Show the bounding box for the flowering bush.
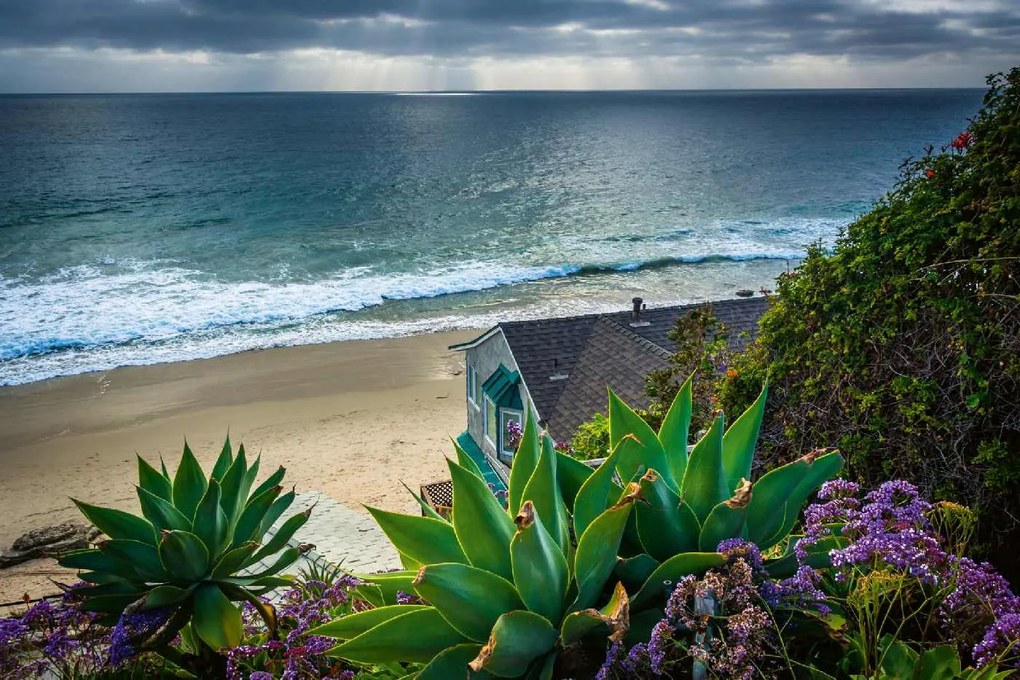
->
[0,582,171,678]
[799,479,1020,675]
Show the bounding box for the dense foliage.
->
[7,384,1020,677]
[712,68,1020,580]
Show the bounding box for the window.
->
[499,409,524,463]
[466,364,479,408]
[484,396,497,445]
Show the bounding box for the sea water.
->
[0,89,983,385]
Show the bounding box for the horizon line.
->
[0,85,988,96]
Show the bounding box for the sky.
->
[0,0,1018,92]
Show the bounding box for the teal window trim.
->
[482,365,523,410]
[499,408,524,463]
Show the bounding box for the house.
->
[447,296,768,487]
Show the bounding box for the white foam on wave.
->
[0,260,580,363]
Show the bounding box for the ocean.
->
[0,89,984,386]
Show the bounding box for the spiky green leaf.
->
[469,610,557,678]
[367,506,468,566]
[658,374,693,483]
[137,455,173,502]
[680,413,728,523]
[450,459,515,581]
[721,382,767,493]
[311,605,430,639]
[172,442,208,521]
[632,552,727,609]
[158,530,210,582]
[72,499,156,545]
[192,583,242,651]
[507,410,541,516]
[413,563,524,643]
[510,501,568,624]
[571,488,638,612]
[327,607,467,664]
[635,469,700,561]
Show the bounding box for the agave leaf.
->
[217,582,279,636]
[508,410,541,516]
[311,604,431,639]
[680,413,728,523]
[698,478,753,552]
[231,484,281,547]
[158,530,210,582]
[142,584,194,610]
[417,643,487,680]
[254,488,297,543]
[571,485,639,612]
[249,507,310,565]
[556,451,593,512]
[80,593,145,614]
[572,441,624,540]
[469,610,558,678]
[238,455,261,507]
[351,571,418,607]
[192,583,242,651]
[658,374,693,483]
[218,445,248,524]
[172,441,208,521]
[511,501,569,624]
[745,449,844,550]
[241,546,302,581]
[137,455,174,502]
[635,469,700,561]
[450,459,516,581]
[77,570,132,585]
[609,390,676,491]
[560,582,630,646]
[613,553,660,590]
[72,499,156,546]
[211,542,259,579]
[721,382,767,493]
[60,548,136,576]
[452,438,487,479]
[210,435,233,481]
[367,506,468,565]
[521,436,569,552]
[327,607,467,664]
[632,552,727,609]
[194,480,227,558]
[136,486,193,534]
[249,465,287,506]
[400,481,446,521]
[98,539,168,582]
[413,563,525,643]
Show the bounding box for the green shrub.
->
[570,411,610,460]
[716,68,1020,581]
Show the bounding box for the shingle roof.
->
[546,318,671,440]
[497,296,768,437]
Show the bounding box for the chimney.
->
[630,297,650,327]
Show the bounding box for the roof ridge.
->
[497,295,763,328]
[596,316,673,360]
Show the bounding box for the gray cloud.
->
[0,0,1017,60]
[0,0,1016,90]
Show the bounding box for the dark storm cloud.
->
[0,0,1017,63]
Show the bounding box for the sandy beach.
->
[0,329,478,603]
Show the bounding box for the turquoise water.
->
[0,90,984,385]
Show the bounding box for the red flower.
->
[925,168,936,179]
[951,131,973,150]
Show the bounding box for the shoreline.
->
[0,328,479,601]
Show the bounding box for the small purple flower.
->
[973,612,1020,668]
[595,640,625,680]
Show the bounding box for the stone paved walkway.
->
[244,492,401,579]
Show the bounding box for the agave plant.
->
[578,376,845,609]
[58,437,310,661]
[314,415,639,679]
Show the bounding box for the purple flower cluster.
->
[227,572,362,680]
[109,607,172,665]
[0,583,123,677]
[802,479,1020,668]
